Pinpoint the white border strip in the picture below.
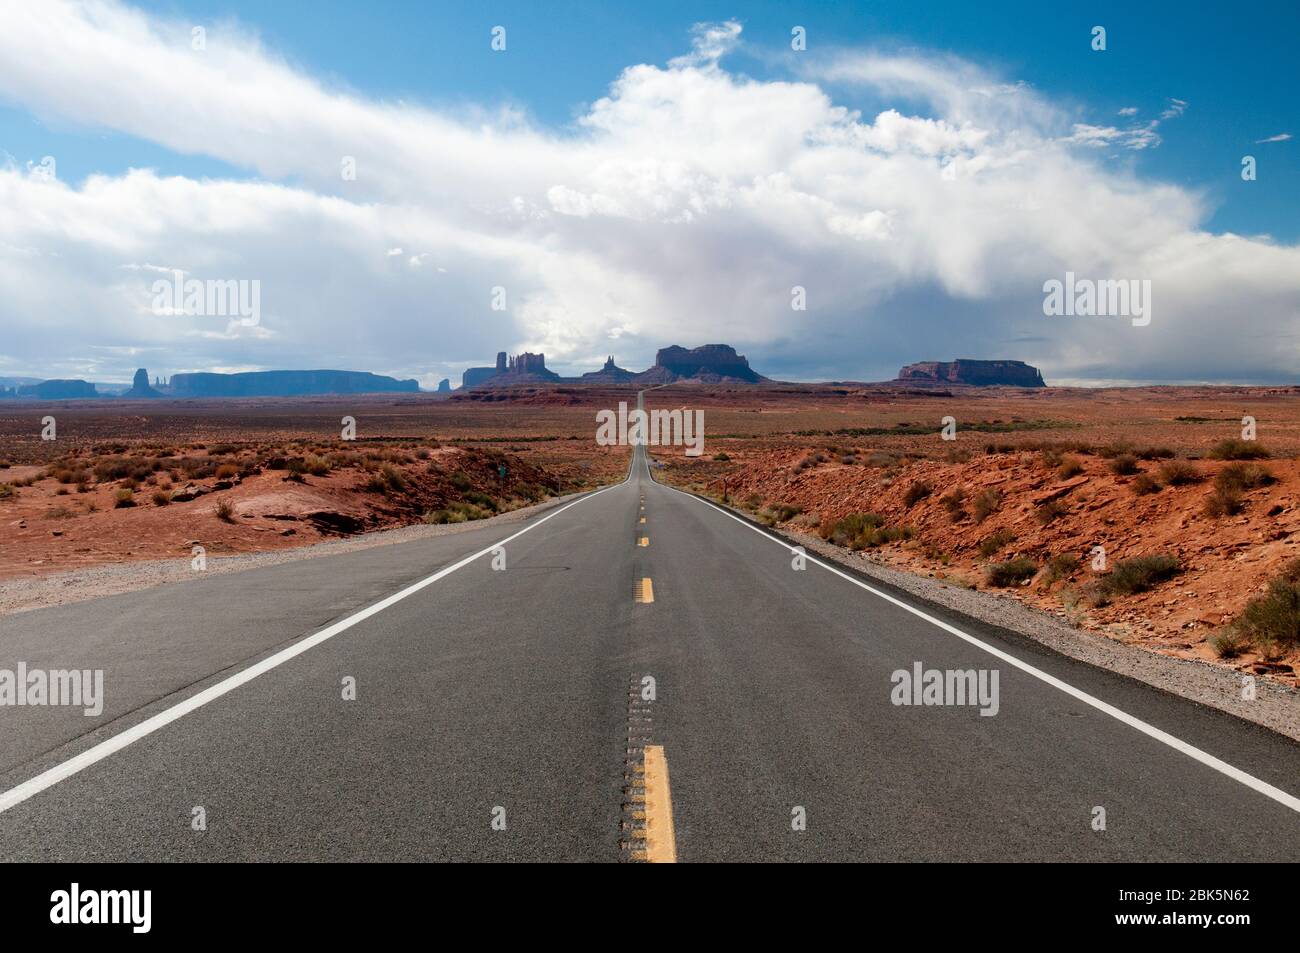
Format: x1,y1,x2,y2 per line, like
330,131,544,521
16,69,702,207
0,480,624,815
655,472,1300,815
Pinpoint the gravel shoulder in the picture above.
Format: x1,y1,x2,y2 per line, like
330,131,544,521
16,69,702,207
0,487,603,618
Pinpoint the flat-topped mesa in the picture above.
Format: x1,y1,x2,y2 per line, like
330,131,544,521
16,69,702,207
14,379,98,399
168,369,419,397
650,344,763,383
896,359,1046,388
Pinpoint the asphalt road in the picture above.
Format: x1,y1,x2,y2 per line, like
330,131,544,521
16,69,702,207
1,434,1299,861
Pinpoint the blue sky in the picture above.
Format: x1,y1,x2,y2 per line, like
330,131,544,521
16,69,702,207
0,1,1296,385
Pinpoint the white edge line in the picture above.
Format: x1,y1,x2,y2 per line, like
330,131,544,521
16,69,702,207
654,469,1300,816
0,478,626,815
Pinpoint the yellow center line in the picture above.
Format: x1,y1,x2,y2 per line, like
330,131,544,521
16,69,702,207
634,578,654,603
638,536,649,547
639,516,646,524
642,745,677,863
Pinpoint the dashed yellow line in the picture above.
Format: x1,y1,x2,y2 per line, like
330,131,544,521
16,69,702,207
639,516,646,524
634,578,654,603
638,536,649,547
642,745,677,863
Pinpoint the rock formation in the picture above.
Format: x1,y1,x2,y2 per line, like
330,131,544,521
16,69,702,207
896,359,1046,388
14,379,98,399
436,378,451,393
642,344,763,383
581,356,636,383
167,369,419,398
462,351,559,388
121,368,162,398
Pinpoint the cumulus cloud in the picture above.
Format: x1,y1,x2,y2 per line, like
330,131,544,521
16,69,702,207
0,1,1296,385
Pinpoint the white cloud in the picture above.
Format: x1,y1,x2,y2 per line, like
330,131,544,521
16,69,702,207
1256,132,1292,144
0,3,1295,385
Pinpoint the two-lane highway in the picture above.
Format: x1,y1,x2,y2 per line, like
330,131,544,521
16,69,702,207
1,433,1298,860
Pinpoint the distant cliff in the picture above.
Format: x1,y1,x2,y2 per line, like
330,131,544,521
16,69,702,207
896,359,1046,388
168,369,420,398
643,344,763,383
14,379,98,399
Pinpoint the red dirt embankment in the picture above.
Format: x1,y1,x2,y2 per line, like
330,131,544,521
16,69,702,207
0,441,626,580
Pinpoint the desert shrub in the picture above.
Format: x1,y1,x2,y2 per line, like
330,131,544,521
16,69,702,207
1,483,18,500
305,455,331,476
1039,448,1064,468
819,512,911,549
113,488,135,508
1209,629,1252,659
1208,439,1269,460
265,456,288,471
865,451,898,468
822,512,883,546
1045,553,1081,583
449,471,472,491
971,488,1001,523
713,452,730,462
424,501,490,524
1226,561,1300,654
978,527,1016,557
763,503,802,523
1098,442,1134,459
903,479,933,507
52,467,88,485
214,500,235,522
414,448,431,460
1033,498,1069,525
44,506,74,520
1216,462,1274,492
985,557,1038,587
463,490,498,511
1156,460,1201,485
93,457,136,482
366,465,408,493
152,490,171,506
1204,485,1243,517
215,463,239,480
1098,554,1181,596
1108,454,1139,476
857,525,913,548
1057,456,1084,479
1131,474,1162,495
939,487,966,518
